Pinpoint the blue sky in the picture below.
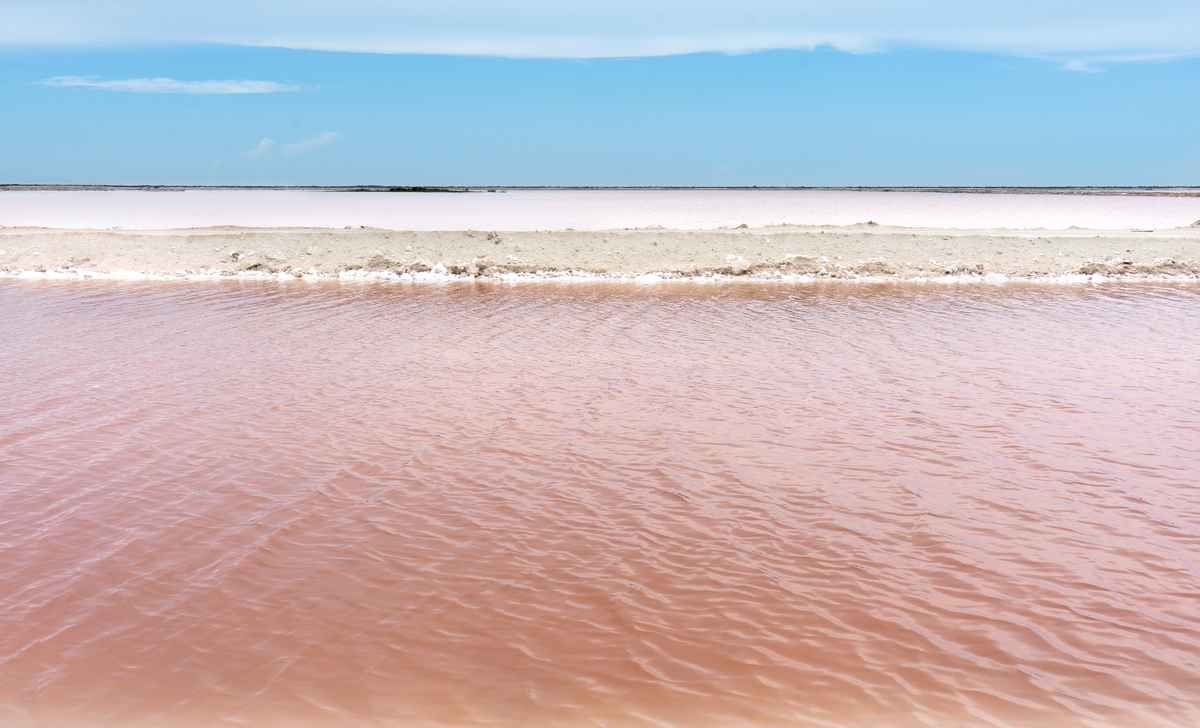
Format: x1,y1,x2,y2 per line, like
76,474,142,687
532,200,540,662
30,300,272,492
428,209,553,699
1,1,1198,186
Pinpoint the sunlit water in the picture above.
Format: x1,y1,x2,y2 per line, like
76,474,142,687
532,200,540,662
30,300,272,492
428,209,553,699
2,279,1200,728
2,188,1199,230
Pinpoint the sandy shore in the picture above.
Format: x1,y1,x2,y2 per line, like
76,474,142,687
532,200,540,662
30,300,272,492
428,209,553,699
3,224,1199,279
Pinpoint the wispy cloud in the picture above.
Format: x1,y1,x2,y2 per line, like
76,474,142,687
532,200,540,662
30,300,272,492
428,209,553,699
243,138,277,159
282,132,342,156
5,2,1200,65
244,133,342,159
40,76,300,93
1061,59,1102,74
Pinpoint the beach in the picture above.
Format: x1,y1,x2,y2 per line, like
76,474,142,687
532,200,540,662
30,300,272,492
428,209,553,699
4,189,1198,280
4,224,1200,279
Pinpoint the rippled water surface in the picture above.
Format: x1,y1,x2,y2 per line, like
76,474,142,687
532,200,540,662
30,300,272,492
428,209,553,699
2,280,1200,728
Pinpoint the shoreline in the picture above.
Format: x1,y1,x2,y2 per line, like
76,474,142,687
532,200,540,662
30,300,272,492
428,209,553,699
3,225,1199,280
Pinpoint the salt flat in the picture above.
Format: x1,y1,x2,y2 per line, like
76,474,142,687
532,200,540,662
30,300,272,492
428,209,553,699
2,188,1199,230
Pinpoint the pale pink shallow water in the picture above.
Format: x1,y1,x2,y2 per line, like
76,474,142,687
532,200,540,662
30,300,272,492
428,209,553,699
2,189,1200,230
2,279,1200,728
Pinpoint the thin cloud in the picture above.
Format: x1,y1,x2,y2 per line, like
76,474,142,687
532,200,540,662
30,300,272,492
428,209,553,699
40,76,301,93
243,138,277,159
1061,59,1102,73
244,133,341,159
282,132,342,156
4,2,1200,65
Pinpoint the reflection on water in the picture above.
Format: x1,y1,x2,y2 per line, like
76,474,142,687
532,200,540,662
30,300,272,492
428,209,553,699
2,279,1199,728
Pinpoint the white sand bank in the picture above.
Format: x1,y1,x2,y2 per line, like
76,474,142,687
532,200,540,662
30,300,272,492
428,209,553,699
3,225,1200,280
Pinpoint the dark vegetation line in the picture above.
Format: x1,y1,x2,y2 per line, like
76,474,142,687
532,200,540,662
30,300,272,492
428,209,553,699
1,185,1198,197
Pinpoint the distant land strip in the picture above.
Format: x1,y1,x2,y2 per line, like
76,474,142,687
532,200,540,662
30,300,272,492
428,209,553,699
2,185,1199,197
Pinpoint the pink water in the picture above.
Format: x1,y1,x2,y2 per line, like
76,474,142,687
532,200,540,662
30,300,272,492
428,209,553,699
2,279,1200,728
2,189,1199,230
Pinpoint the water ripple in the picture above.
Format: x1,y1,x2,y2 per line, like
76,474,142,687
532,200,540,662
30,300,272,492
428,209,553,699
1,279,1199,727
